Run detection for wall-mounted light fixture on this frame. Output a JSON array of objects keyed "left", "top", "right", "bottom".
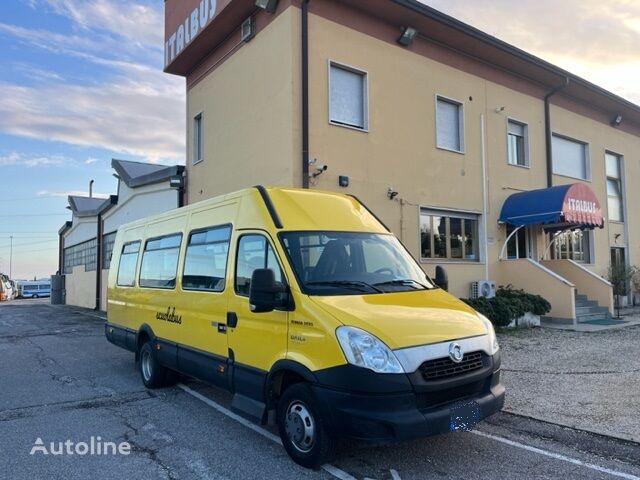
[
  {"left": 169, "top": 175, "right": 184, "bottom": 189},
  {"left": 241, "top": 17, "right": 254, "bottom": 42},
  {"left": 611, "top": 114, "right": 623, "bottom": 127},
  {"left": 398, "top": 26, "right": 418, "bottom": 46},
  {"left": 255, "top": 0, "right": 278, "bottom": 13}
]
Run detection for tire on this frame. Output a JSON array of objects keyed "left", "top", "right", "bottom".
[
  {"left": 277, "top": 383, "right": 334, "bottom": 469},
  {"left": 32, "top": 294, "right": 38, "bottom": 299},
  {"left": 138, "top": 341, "right": 176, "bottom": 388}
]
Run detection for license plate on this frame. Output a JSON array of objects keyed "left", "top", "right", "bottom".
[{"left": 449, "top": 400, "right": 481, "bottom": 432}]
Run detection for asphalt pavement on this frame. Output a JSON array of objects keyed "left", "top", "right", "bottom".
[{"left": 1, "top": 299, "right": 639, "bottom": 480}]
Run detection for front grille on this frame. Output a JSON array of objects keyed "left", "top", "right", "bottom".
[{"left": 419, "top": 351, "right": 484, "bottom": 381}]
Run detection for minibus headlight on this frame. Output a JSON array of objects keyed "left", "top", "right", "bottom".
[
  {"left": 336, "top": 326, "right": 404, "bottom": 374},
  {"left": 478, "top": 313, "right": 499, "bottom": 354}
]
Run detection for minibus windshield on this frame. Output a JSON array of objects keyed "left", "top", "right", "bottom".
[{"left": 280, "top": 231, "right": 435, "bottom": 295}]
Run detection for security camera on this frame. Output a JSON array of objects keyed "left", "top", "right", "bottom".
[
  {"left": 387, "top": 187, "right": 399, "bottom": 200},
  {"left": 309, "top": 159, "right": 328, "bottom": 178}
]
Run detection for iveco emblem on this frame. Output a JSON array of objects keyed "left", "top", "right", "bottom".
[{"left": 449, "top": 342, "right": 464, "bottom": 363}]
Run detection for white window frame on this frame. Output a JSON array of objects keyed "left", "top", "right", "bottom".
[
  {"left": 327, "top": 60, "right": 369, "bottom": 132},
  {"left": 193, "top": 112, "right": 204, "bottom": 165},
  {"left": 435, "top": 94, "right": 465, "bottom": 153},
  {"left": 605, "top": 150, "right": 625, "bottom": 223},
  {"left": 551, "top": 133, "right": 591, "bottom": 181},
  {"left": 506, "top": 117, "right": 529, "bottom": 168}
]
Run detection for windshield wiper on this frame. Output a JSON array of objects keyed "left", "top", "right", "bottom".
[
  {"left": 306, "top": 280, "right": 383, "bottom": 293},
  {"left": 373, "top": 279, "right": 429, "bottom": 290}
]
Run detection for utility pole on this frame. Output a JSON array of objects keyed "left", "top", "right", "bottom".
[{"left": 9, "top": 235, "right": 12, "bottom": 278}]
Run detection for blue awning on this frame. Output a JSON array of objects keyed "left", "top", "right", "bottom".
[{"left": 499, "top": 183, "right": 604, "bottom": 228}]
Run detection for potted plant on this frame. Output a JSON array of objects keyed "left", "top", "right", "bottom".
[
  {"left": 631, "top": 267, "right": 640, "bottom": 306},
  {"left": 607, "top": 264, "right": 634, "bottom": 317}
]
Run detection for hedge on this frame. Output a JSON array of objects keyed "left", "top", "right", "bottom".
[{"left": 462, "top": 285, "right": 551, "bottom": 328}]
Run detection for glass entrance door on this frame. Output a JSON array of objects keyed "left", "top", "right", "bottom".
[{"left": 506, "top": 225, "right": 534, "bottom": 259}]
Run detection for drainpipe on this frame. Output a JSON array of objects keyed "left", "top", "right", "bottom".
[
  {"left": 301, "top": 0, "right": 310, "bottom": 188},
  {"left": 544, "top": 77, "right": 570, "bottom": 187},
  {"left": 95, "top": 212, "right": 102, "bottom": 311}
]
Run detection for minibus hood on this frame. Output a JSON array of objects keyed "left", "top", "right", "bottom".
[{"left": 309, "top": 288, "right": 487, "bottom": 349}]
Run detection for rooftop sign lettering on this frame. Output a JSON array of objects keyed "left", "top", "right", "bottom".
[{"left": 165, "top": 0, "right": 218, "bottom": 68}]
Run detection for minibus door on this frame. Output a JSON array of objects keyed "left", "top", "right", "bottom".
[{"left": 226, "top": 233, "right": 289, "bottom": 407}]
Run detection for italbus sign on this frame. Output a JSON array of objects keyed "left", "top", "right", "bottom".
[
  {"left": 165, "top": 0, "right": 229, "bottom": 68},
  {"left": 561, "top": 183, "right": 604, "bottom": 227}
]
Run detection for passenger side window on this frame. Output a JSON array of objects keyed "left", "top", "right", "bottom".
[
  {"left": 235, "top": 235, "right": 284, "bottom": 296},
  {"left": 139, "top": 234, "right": 182, "bottom": 289},
  {"left": 182, "top": 225, "right": 231, "bottom": 292},
  {"left": 117, "top": 241, "right": 140, "bottom": 287}
]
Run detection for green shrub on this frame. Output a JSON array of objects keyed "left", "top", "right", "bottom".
[{"left": 462, "top": 285, "right": 551, "bottom": 328}]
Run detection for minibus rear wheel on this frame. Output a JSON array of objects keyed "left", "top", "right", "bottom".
[
  {"left": 139, "top": 341, "right": 176, "bottom": 388},
  {"left": 277, "top": 383, "right": 334, "bottom": 469}
]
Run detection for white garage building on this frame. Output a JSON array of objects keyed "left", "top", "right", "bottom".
[{"left": 59, "top": 159, "right": 185, "bottom": 310}]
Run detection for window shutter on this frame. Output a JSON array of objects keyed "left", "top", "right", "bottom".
[
  {"left": 330, "top": 65, "right": 365, "bottom": 128},
  {"left": 552, "top": 135, "right": 587, "bottom": 179},
  {"left": 508, "top": 120, "right": 524, "bottom": 136},
  {"left": 436, "top": 98, "right": 461, "bottom": 151}
]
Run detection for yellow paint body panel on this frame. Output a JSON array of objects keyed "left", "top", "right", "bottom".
[{"left": 107, "top": 187, "right": 485, "bottom": 375}]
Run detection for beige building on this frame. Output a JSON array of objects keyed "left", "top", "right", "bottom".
[
  {"left": 59, "top": 159, "right": 185, "bottom": 310},
  {"left": 164, "top": 0, "right": 640, "bottom": 325}
]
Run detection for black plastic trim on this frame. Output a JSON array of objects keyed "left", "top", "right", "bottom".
[
  {"left": 347, "top": 194, "right": 390, "bottom": 232},
  {"left": 254, "top": 185, "right": 283, "bottom": 229}
]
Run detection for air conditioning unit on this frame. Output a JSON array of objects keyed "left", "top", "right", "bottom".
[{"left": 470, "top": 280, "right": 496, "bottom": 299}]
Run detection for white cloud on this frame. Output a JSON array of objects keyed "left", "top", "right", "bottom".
[
  {"left": 29, "top": 0, "right": 163, "bottom": 47},
  {"left": 0, "top": 152, "right": 70, "bottom": 167},
  {"left": 0, "top": 1, "right": 186, "bottom": 164},
  {"left": 37, "top": 190, "right": 109, "bottom": 198},
  {"left": 420, "top": 0, "right": 640, "bottom": 104}
]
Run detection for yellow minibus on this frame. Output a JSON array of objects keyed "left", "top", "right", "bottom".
[{"left": 106, "top": 186, "right": 504, "bottom": 468}]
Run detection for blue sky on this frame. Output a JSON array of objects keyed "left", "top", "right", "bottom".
[
  {"left": 0, "top": 0, "right": 185, "bottom": 279},
  {"left": 1, "top": 0, "right": 638, "bottom": 279}
]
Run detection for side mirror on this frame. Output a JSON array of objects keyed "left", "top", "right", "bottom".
[
  {"left": 434, "top": 265, "right": 448, "bottom": 291},
  {"left": 249, "top": 268, "right": 289, "bottom": 313}
]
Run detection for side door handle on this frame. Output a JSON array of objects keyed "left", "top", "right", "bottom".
[{"left": 227, "top": 311, "right": 238, "bottom": 328}]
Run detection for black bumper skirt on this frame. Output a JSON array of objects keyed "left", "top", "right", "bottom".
[{"left": 312, "top": 374, "right": 505, "bottom": 442}]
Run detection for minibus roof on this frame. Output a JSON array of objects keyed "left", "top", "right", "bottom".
[{"left": 117, "top": 187, "right": 390, "bottom": 234}]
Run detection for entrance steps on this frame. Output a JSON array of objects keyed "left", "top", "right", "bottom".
[{"left": 575, "top": 293, "right": 612, "bottom": 323}]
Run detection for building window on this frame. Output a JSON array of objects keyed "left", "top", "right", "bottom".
[
  {"left": 552, "top": 134, "right": 589, "bottom": 180},
  {"left": 139, "top": 234, "right": 182, "bottom": 289},
  {"left": 63, "top": 238, "right": 97, "bottom": 273},
  {"left": 182, "top": 225, "right": 232, "bottom": 292},
  {"left": 102, "top": 231, "right": 117, "bottom": 270},
  {"left": 235, "top": 234, "right": 284, "bottom": 296},
  {"left": 436, "top": 96, "right": 464, "bottom": 152},
  {"left": 506, "top": 225, "right": 531, "bottom": 259},
  {"left": 420, "top": 209, "right": 478, "bottom": 261},
  {"left": 193, "top": 113, "right": 203, "bottom": 164},
  {"left": 605, "top": 152, "right": 623, "bottom": 222},
  {"left": 329, "top": 61, "right": 368, "bottom": 130},
  {"left": 552, "top": 230, "right": 591, "bottom": 263},
  {"left": 117, "top": 241, "right": 140, "bottom": 287},
  {"left": 507, "top": 119, "right": 528, "bottom": 167}
]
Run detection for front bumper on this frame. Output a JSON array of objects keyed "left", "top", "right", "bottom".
[{"left": 312, "top": 366, "right": 504, "bottom": 442}]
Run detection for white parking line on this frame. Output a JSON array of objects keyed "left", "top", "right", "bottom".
[
  {"left": 179, "top": 383, "right": 637, "bottom": 480},
  {"left": 177, "top": 383, "right": 357, "bottom": 480},
  {"left": 471, "top": 430, "right": 640, "bottom": 480}
]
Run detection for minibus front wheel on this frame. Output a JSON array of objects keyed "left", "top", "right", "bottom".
[{"left": 277, "top": 383, "right": 334, "bottom": 469}]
